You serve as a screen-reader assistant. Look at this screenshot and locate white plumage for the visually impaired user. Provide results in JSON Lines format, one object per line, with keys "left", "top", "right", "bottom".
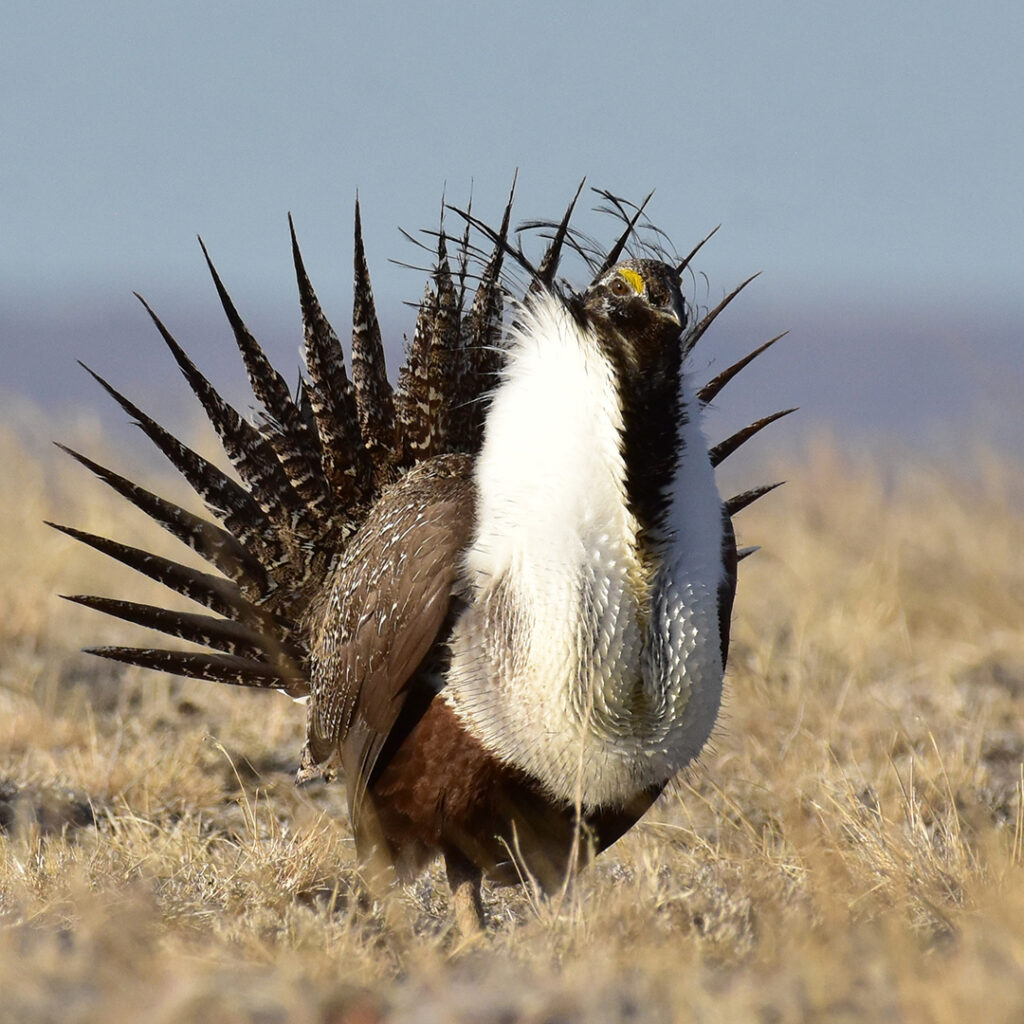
{"left": 445, "top": 292, "right": 726, "bottom": 808}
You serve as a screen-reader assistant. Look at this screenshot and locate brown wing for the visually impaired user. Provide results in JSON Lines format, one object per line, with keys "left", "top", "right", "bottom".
{"left": 304, "top": 453, "right": 475, "bottom": 806}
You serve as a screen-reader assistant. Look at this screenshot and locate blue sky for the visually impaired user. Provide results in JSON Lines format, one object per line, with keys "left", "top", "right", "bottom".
{"left": 2, "top": 1, "right": 1022, "bottom": 451}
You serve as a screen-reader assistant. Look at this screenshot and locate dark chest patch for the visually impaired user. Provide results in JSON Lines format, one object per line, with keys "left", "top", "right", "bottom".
{"left": 573, "top": 260, "right": 689, "bottom": 544}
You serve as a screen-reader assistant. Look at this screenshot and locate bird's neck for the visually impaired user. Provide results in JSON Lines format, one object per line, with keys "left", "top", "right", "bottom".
{"left": 578, "top": 304, "right": 685, "bottom": 550}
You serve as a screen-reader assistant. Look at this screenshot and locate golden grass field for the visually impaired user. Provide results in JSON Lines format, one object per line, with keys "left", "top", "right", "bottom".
{"left": 2, "top": 414, "right": 1024, "bottom": 1023}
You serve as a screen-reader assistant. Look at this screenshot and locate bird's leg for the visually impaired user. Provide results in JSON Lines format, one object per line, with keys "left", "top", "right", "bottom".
{"left": 444, "top": 848, "right": 485, "bottom": 936}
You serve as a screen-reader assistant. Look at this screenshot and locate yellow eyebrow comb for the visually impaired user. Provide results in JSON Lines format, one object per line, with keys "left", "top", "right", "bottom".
{"left": 617, "top": 267, "right": 645, "bottom": 294}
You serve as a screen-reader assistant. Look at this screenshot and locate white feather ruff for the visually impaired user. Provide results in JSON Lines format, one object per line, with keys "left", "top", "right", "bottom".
{"left": 444, "top": 293, "right": 726, "bottom": 808}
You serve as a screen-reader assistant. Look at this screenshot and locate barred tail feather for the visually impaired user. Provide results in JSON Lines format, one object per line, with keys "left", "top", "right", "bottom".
{"left": 423, "top": 234, "right": 461, "bottom": 459}
{"left": 394, "top": 227, "right": 462, "bottom": 463}
{"left": 46, "top": 522, "right": 271, "bottom": 628}
{"left": 77, "top": 363, "right": 284, "bottom": 569}
{"left": 289, "top": 216, "right": 372, "bottom": 514}
{"left": 395, "top": 281, "right": 437, "bottom": 464}
{"left": 83, "top": 646, "right": 306, "bottom": 692}
{"left": 61, "top": 594, "right": 305, "bottom": 672}
{"left": 135, "top": 296, "right": 311, "bottom": 533}
{"left": 198, "top": 238, "right": 332, "bottom": 522}
{"left": 351, "top": 199, "right": 399, "bottom": 486}
{"left": 55, "top": 444, "right": 272, "bottom": 594}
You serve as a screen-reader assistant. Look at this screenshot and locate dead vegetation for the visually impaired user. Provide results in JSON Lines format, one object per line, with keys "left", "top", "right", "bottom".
{"left": 2, "top": 418, "right": 1024, "bottom": 1023}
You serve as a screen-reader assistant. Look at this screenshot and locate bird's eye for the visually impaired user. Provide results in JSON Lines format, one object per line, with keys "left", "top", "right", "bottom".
{"left": 610, "top": 276, "right": 630, "bottom": 297}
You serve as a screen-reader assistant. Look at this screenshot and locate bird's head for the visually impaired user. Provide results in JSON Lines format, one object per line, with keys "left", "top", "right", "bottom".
{"left": 581, "top": 259, "right": 686, "bottom": 346}
{"left": 575, "top": 259, "right": 688, "bottom": 387}
{"left": 572, "top": 258, "right": 688, "bottom": 395}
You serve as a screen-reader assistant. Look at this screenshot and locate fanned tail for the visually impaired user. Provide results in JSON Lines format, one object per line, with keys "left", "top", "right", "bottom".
{"left": 54, "top": 194, "right": 522, "bottom": 693}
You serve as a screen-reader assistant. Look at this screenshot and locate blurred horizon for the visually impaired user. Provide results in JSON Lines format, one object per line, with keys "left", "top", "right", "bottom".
{"left": 2, "top": 1, "right": 1022, "bottom": 455}
{"left": 6, "top": 266, "right": 1021, "bottom": 467}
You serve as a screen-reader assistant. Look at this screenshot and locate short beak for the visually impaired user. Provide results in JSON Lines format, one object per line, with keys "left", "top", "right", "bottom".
{"left": 666, "top": 290, "right": 687, "bottom": 330}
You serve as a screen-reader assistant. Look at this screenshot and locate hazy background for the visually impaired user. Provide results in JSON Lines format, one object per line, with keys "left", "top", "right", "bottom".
{"left": 3, "top": 1, "right": 1022, "bottom": 464}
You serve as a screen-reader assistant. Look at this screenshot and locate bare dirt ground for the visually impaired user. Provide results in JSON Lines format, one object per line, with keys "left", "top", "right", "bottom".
{"left": 2, "top": 419, "right": 1023, "bottom": 1023}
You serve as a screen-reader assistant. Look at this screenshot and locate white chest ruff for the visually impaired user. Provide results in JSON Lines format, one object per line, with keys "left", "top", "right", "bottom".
{"left": 444, "top": 295, "right": 727, "bottom": 809}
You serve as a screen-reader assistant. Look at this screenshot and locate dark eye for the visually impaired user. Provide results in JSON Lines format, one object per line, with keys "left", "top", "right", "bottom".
{"left": 610, "top": 277, "right": 630, "bottom": 297}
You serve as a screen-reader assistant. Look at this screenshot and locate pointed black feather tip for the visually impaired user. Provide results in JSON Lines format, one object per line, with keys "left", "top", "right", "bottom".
{"left": 199, "top": 234, "right": 310, "bottom": 458}
{"left": 453, "top": 184, "right": 475, "bottom": 305}
{"left": 594, "top": 189, "right": 655, "bottom": 276}
{"left": 354, "top": 194, "right": 368, "bottom": 267}
{"left": 725, "top": 481, "right": 784, "bottom": 518}
{"left": 446, "top": 201, "right": 536, "bottom": 282}
{"left": 710, "top": 408, "right": 798, "bottom": 468}
{"left": 462, "top": 176, "right": 516, "bottom": 292}
{"left": 289, "top": 212, "right": 327, "bottom": 342}
{"left": 289, "top": 212, "right": 340, "bottom": 344}
{"left": 675, "top": 225, "right": 721, "bottom": 278}
{"left": 78, "top": 358, "right": 192, "bottom": 461}
{"left": 434, "top": 218, "right": 452, "bottom": 281}
{"left": 353, "top": 196, "right": 378, "bottom": 319}
{"left": 353, "top": 195, "right": 386, "bottom": 333}
{"left": 495, "top": 174, "right": 517, "bottom": 249}
{"left": 535, "top": 179, "right": 586, "bottom": 288}
{"left": 132, "top": 292, "right": 216, "bottom": 397}
{"left": 197, "top": 235, "right": 247, "bottom": 337}
{"left": 698, "top": 332, "right": 788, "bottom": 406}
{"left": 198, "top": 237, "right": 299, "bottom": 421}
{"left": 60, "top": 593, "right": 307, "bottom": 668}
{"left": 288, "top": 212, "right": 309, "bottom": 294}
{"left": 685, "top": 273, "right": 761, "bottom": 356}
{"left": 77, "top": 359, "right": 150, "bottom": 428}
{"left": 289, "top": 213, "right": 329, "bottom": 329}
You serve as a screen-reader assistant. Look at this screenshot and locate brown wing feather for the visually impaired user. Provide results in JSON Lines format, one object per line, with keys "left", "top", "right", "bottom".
{"left": 304, "top": 453, "right": 475, "bottom": 803}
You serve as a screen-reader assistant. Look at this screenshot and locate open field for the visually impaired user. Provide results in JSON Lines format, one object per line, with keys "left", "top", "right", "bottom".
{"left": 2, "top": 417, "right": 1024, "bottom": 1023}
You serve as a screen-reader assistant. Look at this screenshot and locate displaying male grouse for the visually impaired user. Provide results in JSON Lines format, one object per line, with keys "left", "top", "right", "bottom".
{"left": 54, "top": 184, "right": 790, "bottom": 932}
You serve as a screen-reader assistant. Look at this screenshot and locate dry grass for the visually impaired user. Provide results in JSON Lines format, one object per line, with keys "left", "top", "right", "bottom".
{"left": 2, "top": 416, "right": 1024, "bottom": 1023}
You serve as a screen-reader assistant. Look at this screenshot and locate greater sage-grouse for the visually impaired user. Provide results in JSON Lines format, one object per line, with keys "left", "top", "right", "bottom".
{"left": 55, "top": 184, "right": 789, "bottom": 931}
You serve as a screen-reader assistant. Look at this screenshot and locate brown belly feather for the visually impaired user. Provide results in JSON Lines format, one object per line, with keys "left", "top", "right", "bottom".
{"left": 366, "top": 697, "right": 664, "bottom": 889}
